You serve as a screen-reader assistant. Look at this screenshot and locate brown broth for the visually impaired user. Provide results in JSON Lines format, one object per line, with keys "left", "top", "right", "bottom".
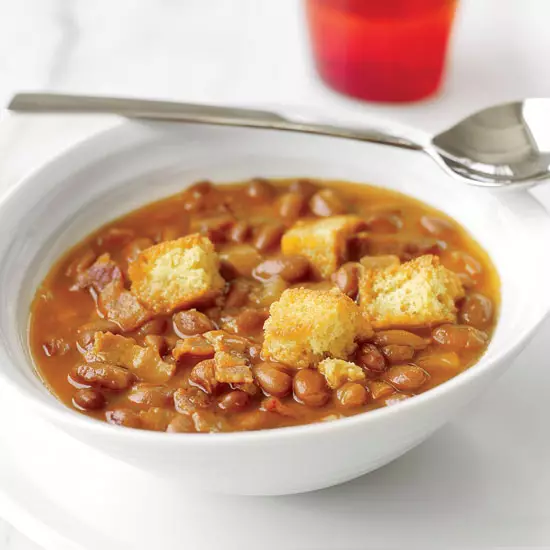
{"left": 29, "top": 179, "right": 500, "bottom": 432}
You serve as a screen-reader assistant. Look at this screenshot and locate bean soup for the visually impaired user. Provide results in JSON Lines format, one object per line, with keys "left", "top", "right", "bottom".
{"left": 29, "top": 179, "right": 499, "bottom": 433}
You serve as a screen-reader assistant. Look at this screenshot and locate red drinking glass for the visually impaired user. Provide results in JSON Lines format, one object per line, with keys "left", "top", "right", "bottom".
{"left": 305, "top": 0, "right": 458, "bottom": 103}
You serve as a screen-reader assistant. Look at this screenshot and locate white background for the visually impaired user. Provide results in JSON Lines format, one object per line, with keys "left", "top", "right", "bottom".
{"left": 1, "top": 0, "right": 550, "bottom": 548}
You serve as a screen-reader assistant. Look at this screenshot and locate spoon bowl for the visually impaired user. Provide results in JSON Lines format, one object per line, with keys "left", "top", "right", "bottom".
{"left": 431, "top": 99, "right": 550, "bottom": 186}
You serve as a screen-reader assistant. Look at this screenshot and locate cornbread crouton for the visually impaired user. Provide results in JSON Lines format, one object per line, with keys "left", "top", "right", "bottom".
{"left": 128, "top": 234, "right": 225, "bottom": 314}
{"left": 88, "top": 332, "right": 175, "bottom": 383}
{"left": 262, "top": 288, "right": 373, "bottom": 368}
{"left": 281, "top": 215, "right": 364, "bottom": 279}
{"left": 318, "top": 358, "right": 366, "bottom": 389}
{"left": 359, "top": 254, "right": 464, "bottom": 329}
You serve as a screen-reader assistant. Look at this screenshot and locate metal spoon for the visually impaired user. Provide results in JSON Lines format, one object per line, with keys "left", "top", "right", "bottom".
{"left": 8, "top": 92, "right": 550, "bottom": 188}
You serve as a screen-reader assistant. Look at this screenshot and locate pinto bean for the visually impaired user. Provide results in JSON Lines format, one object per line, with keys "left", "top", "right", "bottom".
{"left": 219, "top": 260, "right": 237, "bottom": 281}
{"left": 174, "top": 387, "right": 213, "bottom": 414}
{"left": 309, "top": 189, "right": 346, "bottom": 217}
{"left": 445, "top": 251, "right": 483, "bottom": 279}
{"left": 457, "top": 273, "right": 476, "bottom": 290}
{"left": 289, "top": 179, "right": 318, "bottom": 198}
{"left": 368, "top": 380, "right": 395, "bottom": 401}
{"left": 385, "top": 365, "right": 429, "bottom": 392}
{"left": 336, "top": 382, "right": 368, "bottom": 408}
{"left": 218, "top": 391, "right": 250, "bottom": 412}
{"left": 432, "top": 324, "right": 488, "bottom": 351}
{"left": 255, "top": 362, "right": 293, "bottom": 397}
{"left": 138, "top": 317, "right": 167, "bottom": 337}
{"left": 331, "top": 262, "right": 360, "bottom": 298}
{"left": 404, "top": 238, "right": 446, "bottom": 259}
{"left": 188, "top": 180, "right": 214, "bottom": 195}
{"left": 77, "top": 320, "right": 120, "bottom": 350}
{"left": 293, "top": 369, "right": 330, "bottom": 407}
{"left": 42, "top": 338, "right": 70, "bottom": 357}
{"left": 373, "top": 330, "right": 429, "bottom": 350}
{"left": 381, "top": 345, "right": 415, "bottom": 364}
{"left": 253, "top": 223, "right": 285, "bottom": 252}
{"left": 416, "top": 352, "right": 461, "bottom": 374}
{"left": 73, "top": 388, "right": 105, "bottom": 411}
{"left": 254, "top": 255, "right": 310, "bottom": 283}
{"left": 249, "top": 276, "right": 288, "bottom": 307}
{"left": 182, "top": 180, "right": 215, "bottom": 211}
{"left": 420, "top": 215, "right": 456, "bottom": 238}
{"left": 195, "top": 214, "right": 235, "bottom": 243}
{"left": 189, "top": 359, "right": 219, "bottom": 395}
{"left": 459, "top": 293, "right": 493, "bottom": 328}
{"left": 225, "top": 279, "right": 253, "bottom": 308}
{"left": 220, "top": 244, "right": 263, "bottom": 277}
{"left": 364, "top": 213, "right": 402, "bottom": 234}
{"left": 247, "top": 178, "right": 275, "bottom": 201}
{"left": 356, "top": 343, "right": 387, "bottom": 373}
{"left": 248, "top": 343, "right": 263, "bottom": 361}
{"left": 173, "top": 310, "right": 215, "bottom": 337}
{"left": 234, "top": 309, "right": 269, "bottom": 334}
{"left": 72, "top": 362, "right": 133, "bottom": 390}
{"left": 277, "top": 192, "right": 306, "bottom": 220}
{"left": 127, "top": 383, "right": 174, "bottom": 407}
{"left": 229, "top": 221, "right": 251, "bottom": 243}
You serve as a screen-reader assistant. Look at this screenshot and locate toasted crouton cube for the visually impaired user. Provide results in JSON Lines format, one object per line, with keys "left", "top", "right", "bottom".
{"left": 262, "top": 288, "right": 372, "bottom": 368}
{"left": 128, "top": 234, "right": 225, "bottom": 314}
{"left": 318, "top": 358, "right": 366, "bottom": 389}
{"left": 358, "top": 254, "right": 465, "bottom": 329}
{"left": 281, "top": 215, "right": 364, "bottom": 279}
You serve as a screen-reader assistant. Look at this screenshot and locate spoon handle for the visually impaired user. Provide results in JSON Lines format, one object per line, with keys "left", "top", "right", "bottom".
{"left": 8, "top": 93, "right": 424, "bottom": 152}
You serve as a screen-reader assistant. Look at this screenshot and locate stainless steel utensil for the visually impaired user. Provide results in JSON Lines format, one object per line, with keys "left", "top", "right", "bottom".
{"left": 8, "top": 92, "right": 550, "bottom": 187}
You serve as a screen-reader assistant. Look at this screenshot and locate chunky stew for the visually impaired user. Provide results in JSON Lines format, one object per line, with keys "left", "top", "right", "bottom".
{"left": 30, "top": 179, "right": 499, "bottom": 433}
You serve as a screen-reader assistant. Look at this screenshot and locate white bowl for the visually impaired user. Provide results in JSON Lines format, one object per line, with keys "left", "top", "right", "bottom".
{"left": 0, "top": 118, "right": 549, "bottom": 496}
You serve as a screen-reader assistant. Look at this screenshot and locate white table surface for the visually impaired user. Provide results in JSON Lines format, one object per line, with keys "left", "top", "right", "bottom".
{"left": 2, "top": 0, "right": 550, "bottom": 548}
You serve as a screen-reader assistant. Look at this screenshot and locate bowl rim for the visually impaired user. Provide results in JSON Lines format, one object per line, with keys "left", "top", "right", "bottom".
{"left": 1, "top": 118, "right": 550, "bottom": 447}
